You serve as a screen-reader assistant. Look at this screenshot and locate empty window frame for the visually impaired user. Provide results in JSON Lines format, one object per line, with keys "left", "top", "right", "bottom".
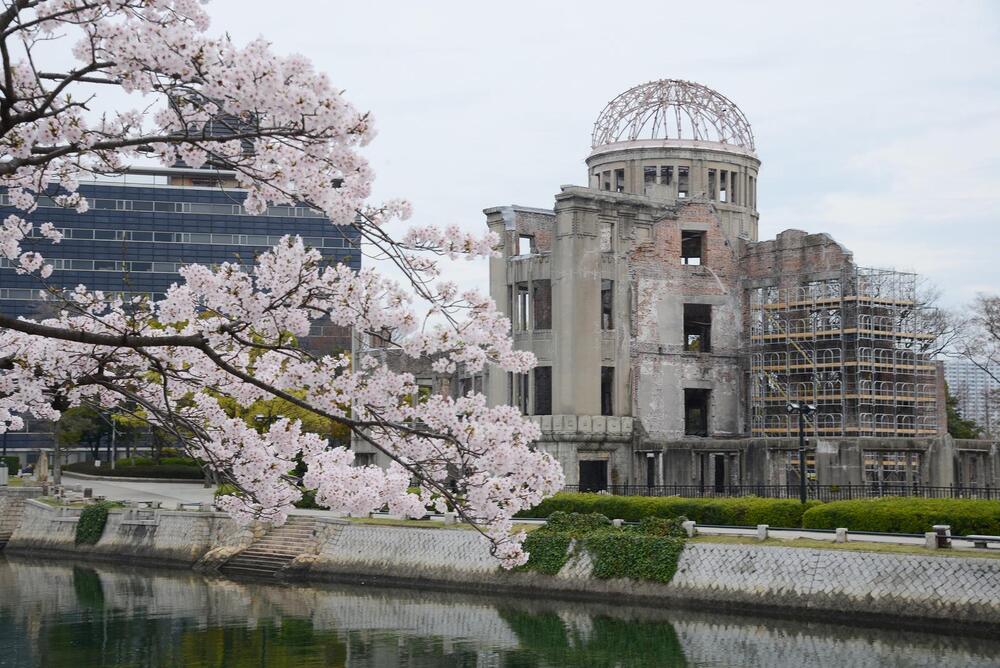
{"left": 683, "top": 303, "right": 712, "bottom": 352}
{"left": 677, "top": 166, "right": 689, "bottom": 198}
{"left": 601, "top": 366, "right": 614, "bottom": 416}
{"left": 354, "top": 452, "right": 377, "bottom": 467}
{"left": 509, "top": 372, "right": 529, "bottom": 414}
{"left": 719, "top": 171, "right": 728, "bottom": 203}
{"left": 602, "top": 171, "right": 611, "bottom": 191}
{"left": 660, "top": 166, "right": 673, "bottom": 186}
{"left": 730, "top": 173, "right": 738, "bottom": 205}
{"left": 532, "top": 279, "right": 552, "bottom": 329}
{"left": 614, "top": 169, "right": 625, "bottom": 193}
{"left": 643, "top": 166, "right": 657, "bottom": 185}
{"left": 707, "top": 168, "right": 717, "bottom": 200}
{"left": 534, "top": 366, "right": 552, "bottom": 415}
{"left": 684, "top": 389, "right": 710, "bottom": 436}
{"left": 517, "top": 234, "right": 534, "bottom": 256}
{"left": 515, "top": 283, "right": 529, "bottom": 331}
{"left": 681, "top": 231, "right": 704, "bottom": 265}
{"left": 601, "top": 279, "right": 614, "bottom": 330}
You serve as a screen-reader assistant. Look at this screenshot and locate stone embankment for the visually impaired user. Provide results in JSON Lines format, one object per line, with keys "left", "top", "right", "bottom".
{"left": 2, "top": 489, "right": 999, "bottom": 628}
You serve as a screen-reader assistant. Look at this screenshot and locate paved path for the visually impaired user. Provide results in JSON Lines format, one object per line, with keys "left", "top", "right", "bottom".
{"left": 60, "top": 473, "right": 218, "bottom": 505}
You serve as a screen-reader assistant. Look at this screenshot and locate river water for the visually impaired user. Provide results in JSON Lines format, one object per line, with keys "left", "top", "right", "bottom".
{"left": 0, "top": 556, "right": 997, "bottom": 667}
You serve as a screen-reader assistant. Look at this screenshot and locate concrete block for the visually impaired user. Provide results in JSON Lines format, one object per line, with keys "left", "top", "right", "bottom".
{"left": 563, "top": 415, "right": 577, "bottom": 433}
{"left": 756, "top": 524, "right": 769, "bottom": 541}
{"left": 607, "top": 417, "right": 621, "bottom": 434}
{"left": 443, "top": 512, "right": 457, "bottom": 525}
{"left": 592, "top": 416, "right": 606, "bottom": 434}
{"left": 539, "top": 415, "right": 552, "bottom": 432}
{"left": 925, "top": 532, "right": 938, "bottom": 549}
{"left": 621, "top": 417, "right": 633, "bottom": 434}
{"left": 682, "top": 520, "right": 697, "bottom": 537}
{"left": 612, "top": 518, "right": 624, "bottom": 528}
{"left": 578, "top": 415, "right": 592, "bottom": 433}
{"left": 835, "top": 528, "right": 848, "bottom": 543}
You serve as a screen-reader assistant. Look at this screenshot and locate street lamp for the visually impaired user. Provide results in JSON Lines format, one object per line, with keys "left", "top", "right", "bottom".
{"left": 786, "top": 402, "right": 816, "bottom": 504}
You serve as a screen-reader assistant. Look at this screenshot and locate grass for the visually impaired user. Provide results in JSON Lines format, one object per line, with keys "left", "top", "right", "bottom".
{"left": 691, "top": 534, "right": 1000, "bottom": 560}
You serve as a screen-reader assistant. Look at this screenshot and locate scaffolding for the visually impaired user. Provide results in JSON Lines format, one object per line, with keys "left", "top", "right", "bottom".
{"left": 749, "top": 267, "right": 939, "bottom": 438}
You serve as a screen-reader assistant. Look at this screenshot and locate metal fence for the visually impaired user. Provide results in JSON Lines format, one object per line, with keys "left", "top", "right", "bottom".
{"left": 563, "top": 483, "right": 1000, "bottom": 501}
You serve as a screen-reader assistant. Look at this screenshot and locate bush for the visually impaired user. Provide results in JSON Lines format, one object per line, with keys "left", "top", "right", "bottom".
{"left": 520, "top": 492, "right": 819, "bottom": 528}
{"left": 158, "top": 456, "right": 200, "bottom": 467}
{"left": 115, "top": 456, "right": 155, "bottom": 467}
{"left": 517, "top": 511, "right": 687, "bottom": 584}
{"left": 75, "top": 501, "right": 113, "bottom": 545}
{"left": 802, "top": 497, "right": 1000, "bottom": 536}
{"left": 1, "top": 456, "right": 19, "bottom": 473}
{"left": 64, "top": 462, "right": 203, "bottom": 479}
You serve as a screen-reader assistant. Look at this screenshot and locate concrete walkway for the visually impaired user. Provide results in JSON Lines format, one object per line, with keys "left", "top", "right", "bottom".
{"left": 60, "top": 473, "right": 218, "bottom": 505}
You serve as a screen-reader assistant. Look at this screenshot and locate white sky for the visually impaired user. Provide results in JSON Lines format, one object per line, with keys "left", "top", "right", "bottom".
{"left": 205, "top": 0, "right": 1000, "bottom": 308}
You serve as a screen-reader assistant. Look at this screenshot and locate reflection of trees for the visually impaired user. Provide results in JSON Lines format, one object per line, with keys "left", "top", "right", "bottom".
{"left": 72, "top": 567, "right": 104, "bottom": 610}
{"left": 498, "top": 609, "right": 688, "bottom": 667}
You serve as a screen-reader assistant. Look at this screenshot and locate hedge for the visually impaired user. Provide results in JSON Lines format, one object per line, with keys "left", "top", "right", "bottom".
{"left": 517, "top": 512, "right": 687, "bottom": 584}
{"left": 63, "top": 462, "right": 204, "bottom": 479}
{"left": 75, "top": 501, "right": 113, "bottom": 545}
{"left": 802, "top": 497, "right": 1000, "bottom": 536}
{"left": 519, "top": 492, "right": 820, "bottom": 528}
{"left": 1, "top": 456, "right": 19, "bottom": 473}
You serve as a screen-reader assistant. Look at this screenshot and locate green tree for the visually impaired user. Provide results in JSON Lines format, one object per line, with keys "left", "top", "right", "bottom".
{"left": 946, "top": 383, "right": 983, "bottom": 439}
{"left": 56, "top": 406, "right": 111, "bottom": 460}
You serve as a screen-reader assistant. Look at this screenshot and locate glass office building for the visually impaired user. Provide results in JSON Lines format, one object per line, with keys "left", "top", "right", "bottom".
{"left": 0, "top": 166, "right": 360, "bottom": 454}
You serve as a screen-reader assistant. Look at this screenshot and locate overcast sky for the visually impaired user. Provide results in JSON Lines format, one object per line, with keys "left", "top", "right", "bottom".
{"left": 207, "top": 0, "right": 999, "bottom": 308}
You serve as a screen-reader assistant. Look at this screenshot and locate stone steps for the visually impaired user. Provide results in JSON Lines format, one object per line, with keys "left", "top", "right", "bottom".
{"left": 220, "top": 517, "right": 321, "bottom": 578}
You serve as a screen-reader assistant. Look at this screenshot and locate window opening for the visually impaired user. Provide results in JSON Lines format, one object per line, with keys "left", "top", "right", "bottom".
{"left": 707, "top": 169, "right": 717, "bottom": 200}
{"left": 720, "top": 171, "right": 728, "bottom": 203}
{"left": 643, "top": 166, "right": 657, "bottom": 185}
{"left": 517, "top": 234, "right": 534, "bottom": 256}
{"left": 677, "top": 166, "right": 689, "bottom": 198}
{"left": 602, "top": 171, "right": 611, "bottom": 191}
{"left": 614, "top": 169, "right": 625, "bottom": 193}
{"left": 684, "top": 303, "right": 712, "bottom": 352}
{"left": 601, "top": 280, "right": 614, "bottom": 330}
{"left": 601, "top": 366, "right": 614, "bottom": 416}
{"left": 534, "top": 367, "right": 552, "bottom": 415}
{"left": 660, "top": 166, "right": 673, "bottom": 186}
{"left": 579, "top": 461, "right": 608, "bottom": 493}
{"left": 681, "top": 231, "right": 704, "bottom": 266}
{"left": 684, "top": 389, "right": 710, "bottom": 436}
{"left": 515, "top": 283, "right": 529, "bottom": 331}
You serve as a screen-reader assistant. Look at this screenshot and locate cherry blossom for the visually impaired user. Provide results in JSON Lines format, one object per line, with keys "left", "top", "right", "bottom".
{"left": 0, "top": 0, "right": 563, "bottom": 566}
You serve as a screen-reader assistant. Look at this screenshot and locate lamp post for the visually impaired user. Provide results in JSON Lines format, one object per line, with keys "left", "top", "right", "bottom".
{"left": 786, "top": 402, "right": 817, "bottom": 504}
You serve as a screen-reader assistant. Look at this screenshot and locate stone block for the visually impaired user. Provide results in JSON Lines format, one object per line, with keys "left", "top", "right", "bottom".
{"left": 563, "top": 415, "right": 577, "bottom": 432}
{"left": 578, "top": 415, "right": 592, "bottom": 433}
{"left": 621, "top": 417, "right": 633, "bottom": 434}
{"left": 835, "top": 528, "right": 848, "bottom": 543}
{"left": 539, "top": 415, "right": 552, "bottom": 432}
{"left": 682, "top": 520, "right": 697, "bottom": 537}
{"left": 756, "top": 524, "right": 769, "bottom": 541}
{"left": 607, "top": 417, "right": 621, "bottom": 434}
{"left": 592, "top": 416, "right": 606, "bottom": 433}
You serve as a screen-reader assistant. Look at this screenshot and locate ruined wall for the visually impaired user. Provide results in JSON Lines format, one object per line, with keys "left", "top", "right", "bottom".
{"left": 740, "top": 229, "right": 854, "bottom": 284}
{"left": 630, "top": 201, "right": 743, "bottom": 441}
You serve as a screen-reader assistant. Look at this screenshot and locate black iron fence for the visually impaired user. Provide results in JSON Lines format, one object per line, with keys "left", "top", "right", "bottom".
{"left": 563, "top": 483, "right": 1000, "bottom": 501}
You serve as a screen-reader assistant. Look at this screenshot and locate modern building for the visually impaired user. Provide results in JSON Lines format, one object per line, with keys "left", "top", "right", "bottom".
{"left": 944, "top": 360, "right": 999, "bottom": 437}
{"left": 0, "top": 166, "right": 360, "bottom": 457}
{"left": 480, "top": 79, "right": 992, "bottom": 492}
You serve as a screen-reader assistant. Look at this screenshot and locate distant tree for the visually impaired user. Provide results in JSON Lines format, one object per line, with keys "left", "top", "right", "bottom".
{"left": 56, "top": 406, "right": 111, "bottom": 460}
{"left": 952, "top": 294, "right": 1000, "bottom": 384}
{"left": 945, "top": 384, "right": 983, "bottom": 440}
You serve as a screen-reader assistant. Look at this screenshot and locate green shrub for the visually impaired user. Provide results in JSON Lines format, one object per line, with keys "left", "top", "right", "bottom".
{"left": 158, "top": 456, "right": 200, "bottom": 467}
{"left": 520, "top": 492, "right": 818, "bottom": 528}
{"left": 1, "top": 456, "right": 19, "bottom": 473}
{"left": 214, "top": 483, "right": 238, "bottom": 498}
{"left": 294, "top": 489, "right": 329, "bottom": 510}
{"left": 115, "top": 456, "right": 155, "bottom": 467}
{"left": 802, "top": 497, "right": 1000, "bottom": 536}
{"left": 64, "top": 462, "right": 203, "bottom": 479}
{"left": 517, "top": 511, "right": 687, "bottom": 584}
{"left": 75, "top": 501, "right": 113, "bottom": 545}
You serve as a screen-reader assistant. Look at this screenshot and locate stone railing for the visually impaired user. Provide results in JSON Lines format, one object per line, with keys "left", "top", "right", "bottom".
{"left": 530, "top": 414, "right": 633, "bottom": 442}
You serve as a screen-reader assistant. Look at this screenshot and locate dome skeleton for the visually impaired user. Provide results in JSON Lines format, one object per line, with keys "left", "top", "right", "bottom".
{"left": 591, "top": 79, "right": 755, "bottom": 151}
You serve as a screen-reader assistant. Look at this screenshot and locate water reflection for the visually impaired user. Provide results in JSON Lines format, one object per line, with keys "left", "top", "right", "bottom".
{"left": 0, "top": 555, "right": 997, "bottom": 667}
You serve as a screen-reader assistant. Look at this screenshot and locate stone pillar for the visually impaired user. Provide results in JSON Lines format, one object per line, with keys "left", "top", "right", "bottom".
{"left": 552, "top": 193, "right": 601, "bottom": 416}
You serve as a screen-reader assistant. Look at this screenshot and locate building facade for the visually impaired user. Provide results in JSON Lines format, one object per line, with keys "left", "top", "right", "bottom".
{"left": 482, "top": 79, "right": 992, "bottom": 492}
{"left": 944, "top": 360, "right": 999, "bottom": 437}
{"left": 0, "top": 166, "right": 360, "bottom": 455}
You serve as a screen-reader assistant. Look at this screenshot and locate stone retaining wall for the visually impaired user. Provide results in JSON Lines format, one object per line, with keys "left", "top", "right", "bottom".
{"left": 5, "top": 498, "right": 253, "bottom": 566}
{"left": 5, "top": 501, "right": 999, "bottom": 627}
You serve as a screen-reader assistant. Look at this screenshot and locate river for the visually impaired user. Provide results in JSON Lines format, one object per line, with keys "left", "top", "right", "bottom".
{"left": 0, "top": 556, "right": 997, "bottom": 667}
